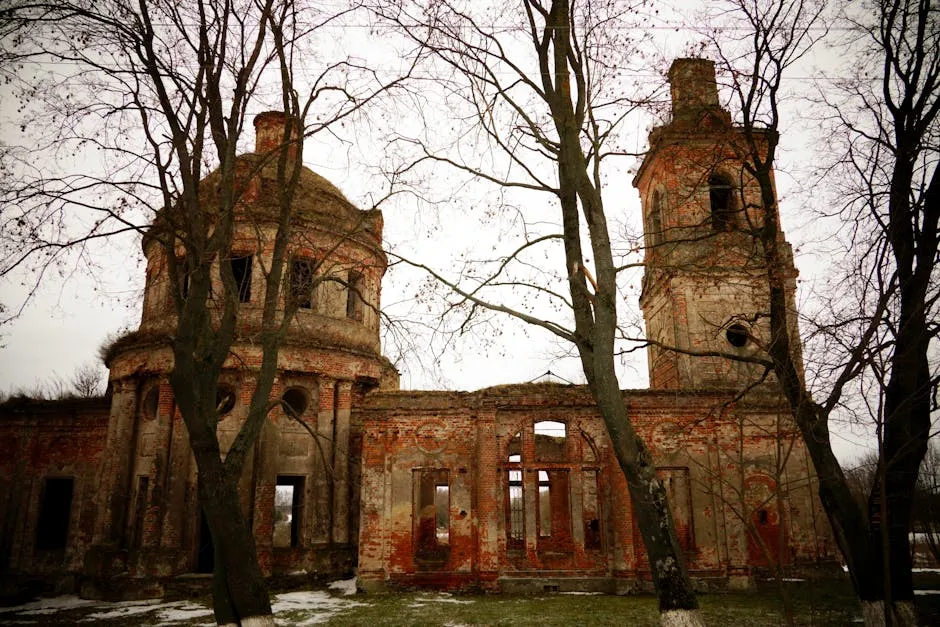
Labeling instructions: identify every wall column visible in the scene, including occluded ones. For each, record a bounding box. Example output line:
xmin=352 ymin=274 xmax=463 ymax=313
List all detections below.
xmin=332 ymin=381 xmax=353 ymax=544
xmin=142 ymin=382 xmax=174 ymax=549
xmin=313 ymin=378 xmax=335 ymax=543
xmin=92 ymin=377 xmax=138 ymax=546
xmin=475 ymin=404 xmax=500 ymax=587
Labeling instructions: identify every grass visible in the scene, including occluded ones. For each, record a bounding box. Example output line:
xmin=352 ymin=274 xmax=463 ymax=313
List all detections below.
xmin=0 ymin=579 xmax=875 ymax=626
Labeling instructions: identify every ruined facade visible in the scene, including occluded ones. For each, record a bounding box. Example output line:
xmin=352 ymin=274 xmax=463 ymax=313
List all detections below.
xmin=0 ymin=59 xmax=835 ymax=599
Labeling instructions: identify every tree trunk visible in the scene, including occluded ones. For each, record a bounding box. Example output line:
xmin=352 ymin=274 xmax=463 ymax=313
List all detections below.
xmin=195 ymin=447 xmax=274 ymax=626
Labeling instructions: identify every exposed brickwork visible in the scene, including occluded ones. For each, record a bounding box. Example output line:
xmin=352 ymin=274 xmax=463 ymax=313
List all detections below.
xmin=0 ymin=60 xmax=836 ymax=600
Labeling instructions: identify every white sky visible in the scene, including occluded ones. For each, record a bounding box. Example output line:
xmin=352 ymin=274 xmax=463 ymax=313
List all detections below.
xmin=0 ymin=3 xmax=886 ymax=464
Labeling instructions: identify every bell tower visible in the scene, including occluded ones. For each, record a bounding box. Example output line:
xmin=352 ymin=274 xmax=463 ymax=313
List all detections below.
xmin=633 ymin=58 xmax=800 ymax=390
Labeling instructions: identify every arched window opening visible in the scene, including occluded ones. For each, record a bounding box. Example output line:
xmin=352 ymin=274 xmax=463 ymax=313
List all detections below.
xmin=507 ymin=431 xmax=522 ymax=462
xmin=708 ymin=174 xmax=735 ymax=232
xmin=534 ymin=420 xmax=566 ymax=461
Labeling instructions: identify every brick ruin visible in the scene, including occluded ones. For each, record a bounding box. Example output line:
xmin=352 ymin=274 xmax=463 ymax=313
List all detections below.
xmin=0 ymin=59 xmax=837 ymax=600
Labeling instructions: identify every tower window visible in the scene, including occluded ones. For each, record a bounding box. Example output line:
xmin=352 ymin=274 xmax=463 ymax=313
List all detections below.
xmin=725 ymin=323 xmax=749 ymax=348
xmin=231 ymin=255 xmax=253 ymax=303
xmin=346 ymin=271 xmax=364 ymax=321
xmin=649 ymin=190 xmax=665 ymax=246
xmin=290 ymin=259 xmax=315 ymax=309
xmin=708 ymin=174 xmax=735 ymax=232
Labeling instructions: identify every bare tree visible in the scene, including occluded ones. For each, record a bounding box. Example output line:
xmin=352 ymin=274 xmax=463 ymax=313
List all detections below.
xmin=698 ymin=0 xmax=939 ymax=624
xmin=70 ymin=362 xmax=105 ymax=398
xmin=1 ymin=0 xmax=406 ymax=623
xmin=373 ymin=1 xmax=703 ymax=623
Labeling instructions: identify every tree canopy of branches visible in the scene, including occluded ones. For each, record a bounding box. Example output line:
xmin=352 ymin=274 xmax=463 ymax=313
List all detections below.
xmin=701 ymin=1 xmax=938 ymax=624
xmin=1 ymin=0 xmax=406 ymax=623
xmin=373 ymin=0 xmax=703 ymax=622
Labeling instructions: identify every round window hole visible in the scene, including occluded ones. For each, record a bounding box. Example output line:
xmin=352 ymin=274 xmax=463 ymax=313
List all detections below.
xmin=725 ymin=324 xmax=749 ymax=348
xmin=142 ymin=387 xmax=159 ymax=420
xmin=282 ymin=387 xmax=309 ymax=417
xmin=216 ymin=386 xmax=236 ymax=415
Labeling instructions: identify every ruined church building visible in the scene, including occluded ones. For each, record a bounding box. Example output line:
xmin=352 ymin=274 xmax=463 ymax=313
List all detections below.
xmin=0 ymin=59 xmax=837 ymax=599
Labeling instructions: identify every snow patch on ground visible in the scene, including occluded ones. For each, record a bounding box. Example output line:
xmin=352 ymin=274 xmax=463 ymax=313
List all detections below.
xmin=408 ymin=593 xmax=475 ymax=608
xmin=782 ymin=578 xmax=806 ymax=582
xmin=271 ymin=590 xmax=368 ymax=626
xmin=0 ymin=595 xmax=96 ymax=615
xmin=914 ymin=589 xmax=940 ymax=596
xmin=327 ymin=577 xmax=357 ymax=596
xmin=913 ymin=567 xmax=940 ymax=573
xmin=560 ymin=591 xmax=604 ymax=595
xmin=0 ymin=588 xmax=368 ymax=626
xmin=82 ymin=599 xmax=164 ymax=621
xmin=154 ymin=602 xmax=215 ymax=623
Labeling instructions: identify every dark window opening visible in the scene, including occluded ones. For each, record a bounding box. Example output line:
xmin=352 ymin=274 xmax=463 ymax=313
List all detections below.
xmin=231 ymin=255 xmax=253 ymax=303
xmin=35 ymin=477 xmax=73 ymax=551
xmin=281 ymin=387 xmax=309 ymax=417
xmin=757 ymin=508 xmax=769 ymax=526
xmin=274 ymin=476 xmax=304 ymax=548
xmin=415 ymin=469 xmax=450 ymax=562
xmin=290 ymin=259 xmax=315 ymax=309
xmin=726 ymin=323 xmax=749 ymax=347
xmin=196 ymin=509 xmax=213 ymax=573
xmin=709 ymin=174 xmax=735 ymax=232
xmin=346 ymin=271 xmax=364 ymax=321
xmin=725 ymin=323 xmax=750 ymax=348
xmin=216 ymin=386 xmax=236 ymax=415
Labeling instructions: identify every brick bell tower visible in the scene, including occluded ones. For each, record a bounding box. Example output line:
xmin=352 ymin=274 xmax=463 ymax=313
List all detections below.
xmin=633 ymin=58 xmax=801 ymax=390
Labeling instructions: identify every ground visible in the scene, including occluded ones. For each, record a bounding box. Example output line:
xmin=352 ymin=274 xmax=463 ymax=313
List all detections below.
xmin=3 ymin=575 xmax=940 ymax=626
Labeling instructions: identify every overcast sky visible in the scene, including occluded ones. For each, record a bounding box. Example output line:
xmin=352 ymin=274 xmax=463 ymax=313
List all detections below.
xmin=0 ymin=2 xmax=884 ymax=464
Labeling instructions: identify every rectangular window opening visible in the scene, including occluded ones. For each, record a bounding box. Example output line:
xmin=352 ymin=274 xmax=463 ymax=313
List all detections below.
xmin=36 ymin=477 xmax=73 ymax=551
xmin=538 ymin=470 xmax=551 ymax=538
xmin=231 ymin=255 xmax=252 ymax=303
xmin=583 ymin=470 xmax=601 ymax=550
xmin=274 ymin=476 xmax=304 ymax=548
xmin=415 ymin=469 xmax=450 ymax=561
xmin=290 ymin=259 xmax=315 ymax=309
xmin=346 ymin=271 xmax=363 ymax=320
xmin=508 ymin=469 xmax=524 ymax=546
xmin=434 ymin=484 xmax=450 ymax=545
